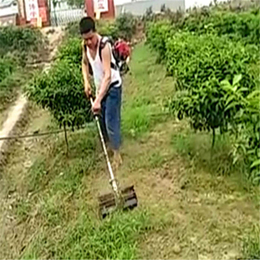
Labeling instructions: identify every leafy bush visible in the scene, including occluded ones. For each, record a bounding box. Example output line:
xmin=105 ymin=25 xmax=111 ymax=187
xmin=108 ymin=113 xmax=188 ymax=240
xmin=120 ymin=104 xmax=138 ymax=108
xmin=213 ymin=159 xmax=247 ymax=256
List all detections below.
xmin=146 ymin=10 xmax=260 ymax=183
xmin=170 ymin=75 xmax=246 ymax=146
xmin=114 ymin=13 xmax=137 ymax=41
xmin=65 ymin=13 xmax=137 ymax=41
xmin=56 ymin=37 xmax=82 ymax=65
xmin=178 ymin=9 xmax=260 ymax=45
xmin=24 ymin=59 xmax=91 ymax=130
xmin=0 ymin=26 xmax=43 ymax=110
xmin=232 ymin=89 xmax=260 ymax=184
xmin=95 ymin=20 xmax=118 ymax=40
xmin=170 ymin=75 xmax=260 ymax=183
xmin=0 ymin=26 xmax=43 ymax=56
xmin=65 ymin=21 xmax=80 ymax=38
xmin=165 ymin=33 xmax=259 ymax=91
xmin=145 ymin=21 xmax=173 ymax=61
xmin=24 ymin=35 xmax=92 ymax=133
xmin=0 ymin=57 xmax=15 ymax=83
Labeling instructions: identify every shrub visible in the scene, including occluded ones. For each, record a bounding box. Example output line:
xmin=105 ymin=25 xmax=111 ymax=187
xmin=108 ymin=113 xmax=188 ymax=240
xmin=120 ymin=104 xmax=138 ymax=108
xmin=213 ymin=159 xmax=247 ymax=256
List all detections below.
xmin=56 ymin=37 xmax=82 ymax=65
xmin=0 ymin=26 xmax=43 ymax=56
xmin=232 ymin=89 xmax=260 ymax=184
xmin=0 ymin=57 xmax=15 ymax=83
xmin=65 ymin=13 xmax=137 ymax=41
xmin=24 ymin=59 xmax=91 ymax=131
xmin=114 ymin=13 xmax=137 ymax=41
xmin=169 ymin=75 xmax=260 ymax=183
xmin=165 ymin=33 xmax=259 ymax=91
xmin=178 ymin=9 xmax=260 ymax=45
xmin=24 ymin=36 xmax=93 ymax=151
xmin=64 ymin=21 xmax=80 ymax=38
xmin=170 ymin=75 xmax=247 ymax=146
xmin=146 ymin=21 xmax=173 ymax=61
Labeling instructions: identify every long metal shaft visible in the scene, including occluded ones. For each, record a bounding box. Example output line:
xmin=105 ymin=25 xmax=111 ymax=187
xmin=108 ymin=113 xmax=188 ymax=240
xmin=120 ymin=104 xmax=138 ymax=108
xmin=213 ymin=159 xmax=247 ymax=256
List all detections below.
xmin=90 ymin=98 xmax=119 ymax=194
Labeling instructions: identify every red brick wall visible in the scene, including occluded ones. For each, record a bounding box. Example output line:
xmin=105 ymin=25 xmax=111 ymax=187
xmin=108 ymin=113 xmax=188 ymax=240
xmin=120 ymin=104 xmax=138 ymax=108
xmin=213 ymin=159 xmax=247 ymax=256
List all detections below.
xmin=37 ymin=0 xmax=50 ymax=26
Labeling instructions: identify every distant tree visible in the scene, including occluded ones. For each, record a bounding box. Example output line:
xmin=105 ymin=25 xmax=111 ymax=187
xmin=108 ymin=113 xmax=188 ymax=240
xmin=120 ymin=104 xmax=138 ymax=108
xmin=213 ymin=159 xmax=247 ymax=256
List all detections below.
xmin=160 ymin=4 xmax=166 ymax=12
xmin=65 ymin=0 xmax=84 ymax=8
xmin=146 ymin=6 xmax=153 ymax=16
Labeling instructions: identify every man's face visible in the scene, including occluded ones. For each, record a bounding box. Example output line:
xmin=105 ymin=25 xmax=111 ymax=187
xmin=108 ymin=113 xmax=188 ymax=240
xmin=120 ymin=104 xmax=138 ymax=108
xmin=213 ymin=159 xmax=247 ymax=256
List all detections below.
xmin=82 ymin=30 xmax=98 ymax=50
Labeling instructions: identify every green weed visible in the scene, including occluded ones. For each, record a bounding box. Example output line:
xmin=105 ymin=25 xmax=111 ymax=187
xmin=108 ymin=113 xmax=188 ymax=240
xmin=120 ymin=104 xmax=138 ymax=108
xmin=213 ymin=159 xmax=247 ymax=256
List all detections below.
xmin=122 ymin=105 xmax=152 ymax=137
xmin=22 ymin=209 xmax=151 ymax=259
xmin=27 ymin=159 xmax=48 ymax=192
xmin=40 ymin=195 xmax=67 ymax=227
xmin=171 ymin=130 xmax=243 ymax=176
xmin=148 ymin=151 xmax=165 ymax=168
xmin=242 ymin=224 xmax=260 ymax=260
xmin=14 ymin=199 xmax=31 ymax=222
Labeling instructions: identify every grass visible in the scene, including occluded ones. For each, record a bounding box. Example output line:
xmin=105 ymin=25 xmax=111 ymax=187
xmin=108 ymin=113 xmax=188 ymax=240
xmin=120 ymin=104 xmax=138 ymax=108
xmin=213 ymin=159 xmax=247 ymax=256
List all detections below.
xmin=22 ymin=210 xmax=151 ymax=259
xmin=242 ymin=224 xmax=260 ymax=260
xmin=1 ymin=104 xmax=152 ymax=259
xmin=0 ymin=68 xmax=35 ymax=113
xmin=0 ymin=43 xmax=259 ymax=260
xmin=171 ymin=130 xmax=244 ymax=176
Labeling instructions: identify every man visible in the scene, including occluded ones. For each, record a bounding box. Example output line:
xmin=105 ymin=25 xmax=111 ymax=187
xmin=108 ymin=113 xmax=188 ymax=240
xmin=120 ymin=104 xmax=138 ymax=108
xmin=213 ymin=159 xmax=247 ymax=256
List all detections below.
xmin=80 ymin=17 xmax=122 ymax=169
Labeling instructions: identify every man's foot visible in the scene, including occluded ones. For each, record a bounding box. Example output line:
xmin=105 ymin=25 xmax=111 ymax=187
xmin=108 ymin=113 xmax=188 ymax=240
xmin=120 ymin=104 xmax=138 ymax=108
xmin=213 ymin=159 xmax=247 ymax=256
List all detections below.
xmin=112 ymin=150 xmax=123 ymax=171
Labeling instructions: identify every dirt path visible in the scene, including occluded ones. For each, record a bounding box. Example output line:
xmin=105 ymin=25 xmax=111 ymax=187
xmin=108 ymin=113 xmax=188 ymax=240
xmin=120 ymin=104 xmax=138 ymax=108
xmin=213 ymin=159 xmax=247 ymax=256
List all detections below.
xmin=0 ymin=94 xmax=27 ymax=151
xmin=0 ymin=27 xmax=64 ymax=165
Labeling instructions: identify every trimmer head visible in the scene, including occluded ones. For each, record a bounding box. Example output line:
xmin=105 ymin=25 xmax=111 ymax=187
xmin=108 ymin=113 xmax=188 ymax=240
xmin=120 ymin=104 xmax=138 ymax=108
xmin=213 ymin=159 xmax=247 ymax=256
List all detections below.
xmin=98 ymin=185 xmax=138 ymax=219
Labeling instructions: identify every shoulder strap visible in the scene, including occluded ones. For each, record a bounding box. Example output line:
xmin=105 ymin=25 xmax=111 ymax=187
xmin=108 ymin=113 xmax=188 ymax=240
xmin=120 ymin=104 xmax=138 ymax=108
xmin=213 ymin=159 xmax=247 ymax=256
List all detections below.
xmin=99 ymin=36 xmax=118 ymax=71
xmin=99 ymin=37 xmax=110 ymax=62
xmin=82 ymin=42 xmax=93 ymax=75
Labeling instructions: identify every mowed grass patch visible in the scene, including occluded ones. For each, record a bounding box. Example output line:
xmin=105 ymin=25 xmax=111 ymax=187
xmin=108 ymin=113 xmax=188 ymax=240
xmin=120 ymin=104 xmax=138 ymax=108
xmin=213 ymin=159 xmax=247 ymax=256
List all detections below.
xmin=22 ymin=210 xmax=151 ymax=259
xmin=121 ymin=43 xmax=175 ymax=138
xmin=171 ymin=130 xmax=240 ymax=176
xmin=1 ymin=104 xmax=154 ymax=259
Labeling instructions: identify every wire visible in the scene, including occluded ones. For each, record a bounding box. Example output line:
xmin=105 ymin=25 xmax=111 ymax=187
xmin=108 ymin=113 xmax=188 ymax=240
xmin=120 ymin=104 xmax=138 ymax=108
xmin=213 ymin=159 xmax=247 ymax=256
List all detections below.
xmin=0 ymin=130 xmax=64 ymax=141
xmin=0 ymin=112 xmax=172 ymax=141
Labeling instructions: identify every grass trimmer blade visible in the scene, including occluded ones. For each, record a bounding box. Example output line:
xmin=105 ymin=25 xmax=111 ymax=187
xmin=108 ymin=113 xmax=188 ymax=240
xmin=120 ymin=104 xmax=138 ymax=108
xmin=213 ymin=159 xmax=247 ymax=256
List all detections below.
xmin=90 ymin=98 xmax=138 ymax=219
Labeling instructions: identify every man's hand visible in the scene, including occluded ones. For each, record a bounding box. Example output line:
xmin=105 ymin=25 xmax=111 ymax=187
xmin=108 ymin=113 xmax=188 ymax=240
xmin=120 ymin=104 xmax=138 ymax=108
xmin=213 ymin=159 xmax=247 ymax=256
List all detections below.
xmin=92 ymin=98 xmax=101 ymax=114
xmin=84 ymin=83 xmax=92 ymax=99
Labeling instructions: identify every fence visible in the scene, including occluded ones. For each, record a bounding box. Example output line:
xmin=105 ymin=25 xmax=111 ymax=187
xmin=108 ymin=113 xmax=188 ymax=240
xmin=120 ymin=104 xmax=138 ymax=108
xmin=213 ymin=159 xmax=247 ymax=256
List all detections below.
xmin=50 ymin=8 xmax=84 ymax=26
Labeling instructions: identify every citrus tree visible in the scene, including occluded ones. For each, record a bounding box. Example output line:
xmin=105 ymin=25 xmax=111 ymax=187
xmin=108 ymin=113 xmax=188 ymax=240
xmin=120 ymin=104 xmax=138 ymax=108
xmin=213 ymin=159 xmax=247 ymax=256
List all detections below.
xmin=24 ymin=39 xmax=92 ymax=152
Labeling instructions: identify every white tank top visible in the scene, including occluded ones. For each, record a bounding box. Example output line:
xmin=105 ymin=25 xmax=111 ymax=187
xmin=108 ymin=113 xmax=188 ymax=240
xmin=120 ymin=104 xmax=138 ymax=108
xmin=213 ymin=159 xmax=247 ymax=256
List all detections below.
xmin=86 ymin=36 xmax=122 ymax=95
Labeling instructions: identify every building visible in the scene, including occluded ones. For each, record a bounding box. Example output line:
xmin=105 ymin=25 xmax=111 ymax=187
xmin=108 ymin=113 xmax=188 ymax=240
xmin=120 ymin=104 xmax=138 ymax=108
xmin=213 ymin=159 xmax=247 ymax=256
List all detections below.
xmin=115 ymin=0 xmax=185 ymax=16
xmin=0 ymin=0 xmax=19 ymax=26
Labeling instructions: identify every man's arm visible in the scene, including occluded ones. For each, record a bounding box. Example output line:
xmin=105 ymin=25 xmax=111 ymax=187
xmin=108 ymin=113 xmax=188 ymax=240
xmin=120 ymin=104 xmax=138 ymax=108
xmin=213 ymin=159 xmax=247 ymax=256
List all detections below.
xmin=95 ymin=44 xmax=111 ymax=103
xmin=81 ymin=41 xmax=92 ymax=97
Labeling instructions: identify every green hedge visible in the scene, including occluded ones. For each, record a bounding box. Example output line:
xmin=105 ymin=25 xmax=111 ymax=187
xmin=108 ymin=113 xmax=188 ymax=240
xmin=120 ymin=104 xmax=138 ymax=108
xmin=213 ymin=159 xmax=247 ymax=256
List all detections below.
xmin=165 ymin=32 xmax=259 ymax=91
xmin=24 ymin=38 xmax=92 ymax=131
xmin=0 ymin=26 xmax=43 ymax=56
xmin=146 ymin=9 xmax=260 ymax=183
xmin=177 ymin=9 xmax=260 ymax=45
xmin=65 ymin=13 xmax=137 ymax=41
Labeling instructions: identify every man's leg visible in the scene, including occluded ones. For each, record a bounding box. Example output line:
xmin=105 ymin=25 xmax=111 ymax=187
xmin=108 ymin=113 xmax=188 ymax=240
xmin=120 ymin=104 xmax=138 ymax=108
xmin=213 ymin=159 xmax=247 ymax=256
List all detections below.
xmin=105 ymin=86 xmax=122 ymax=169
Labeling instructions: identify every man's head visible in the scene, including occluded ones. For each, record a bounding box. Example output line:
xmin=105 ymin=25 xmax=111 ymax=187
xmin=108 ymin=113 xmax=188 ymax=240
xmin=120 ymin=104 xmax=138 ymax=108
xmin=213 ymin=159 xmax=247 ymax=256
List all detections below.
xmin=79 ymin=17 xmax=98 ymax=49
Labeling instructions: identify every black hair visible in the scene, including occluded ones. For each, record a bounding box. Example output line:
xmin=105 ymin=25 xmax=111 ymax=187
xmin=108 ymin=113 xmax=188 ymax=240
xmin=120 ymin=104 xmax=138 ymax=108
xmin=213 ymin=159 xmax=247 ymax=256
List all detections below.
xmin=79 ymin=17 xmax=96 ymax=34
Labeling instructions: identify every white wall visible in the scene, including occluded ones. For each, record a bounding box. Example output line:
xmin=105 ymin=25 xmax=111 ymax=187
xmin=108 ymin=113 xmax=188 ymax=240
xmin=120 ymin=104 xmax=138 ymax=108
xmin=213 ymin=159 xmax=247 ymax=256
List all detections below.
xmin=116 ymin=0 xmax=185 ymax=16
xmin=115 ymin=0 xmax=227 ymax=10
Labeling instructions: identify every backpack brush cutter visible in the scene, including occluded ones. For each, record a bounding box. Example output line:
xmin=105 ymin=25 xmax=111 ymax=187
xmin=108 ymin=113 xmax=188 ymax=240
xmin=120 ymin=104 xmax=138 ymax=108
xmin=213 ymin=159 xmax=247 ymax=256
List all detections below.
xmin=90 ymin=97 xmax=138 ymax=219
